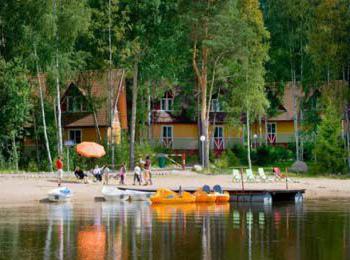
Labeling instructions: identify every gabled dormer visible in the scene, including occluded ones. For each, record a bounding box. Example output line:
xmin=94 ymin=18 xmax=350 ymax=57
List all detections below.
xmin=61 ymin=83 xmax=88 ymax=113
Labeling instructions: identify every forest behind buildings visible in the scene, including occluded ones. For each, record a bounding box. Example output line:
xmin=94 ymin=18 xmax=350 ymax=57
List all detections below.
xmin=0 ymin=0 xmax=350 ymax=174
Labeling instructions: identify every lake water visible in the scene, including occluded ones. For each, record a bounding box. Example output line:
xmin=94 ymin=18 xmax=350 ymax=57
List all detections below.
xmin=0 ymin=200 xmax=350 ymax=260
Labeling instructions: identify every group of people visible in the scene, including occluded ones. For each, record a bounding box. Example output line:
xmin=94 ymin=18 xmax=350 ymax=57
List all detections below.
xmin=55 ymin=155 xmax=153 ymax=186
xmin=132 ymin=155 xmax=152 ymax=186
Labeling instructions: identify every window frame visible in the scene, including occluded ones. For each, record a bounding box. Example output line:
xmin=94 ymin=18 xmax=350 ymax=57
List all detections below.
xmin=211 ymin=99 xmax=221 ymax=112
xmin=68 ymin=129 xmax=82 ymax=144
xmin=65 ymin=96 xmax=87 ymax=112
xmin=267 ymin=122 xmax=277 ymax=143
xmin=160 ymin=97 xmax=174 ymax=111
xmin=161 ymin=125 xmax=173 ymax=148
xmin=213 ymin=126 xmax=224 ymax=150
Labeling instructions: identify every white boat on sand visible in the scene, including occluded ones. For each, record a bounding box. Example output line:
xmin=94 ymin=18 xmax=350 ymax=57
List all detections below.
xmin=102 ymin=186 xmax=152 ymax=201
xmin=48 ymin=187 xmax=72 ymax=202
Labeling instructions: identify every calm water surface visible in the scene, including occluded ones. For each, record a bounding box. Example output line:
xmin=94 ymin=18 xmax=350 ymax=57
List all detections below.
xmin=0 ymin=200 xmax=350 ymax=260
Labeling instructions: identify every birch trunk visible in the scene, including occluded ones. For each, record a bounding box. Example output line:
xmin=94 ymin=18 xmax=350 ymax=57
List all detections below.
xmin=292 ymin=72 xmax=300 ymax=161
xmin=54 ymin=0 xmax=63 ymax=156
xmin=11 ymin=132 xmax=18 ymax=172
xmin=35 ymin=47 xmax=53 ymax=172
xmin=246 ymin=110 xmax=252 ymax=170
xmin=147 ymin=83 xmax=152 ymax=141
xmin=129 ymin=61 xmax=138 ymax=170
xmin=345 ymin=106 xmax=350 ymax=171
xmin=92 ymin=108 xmax=102 ymax=143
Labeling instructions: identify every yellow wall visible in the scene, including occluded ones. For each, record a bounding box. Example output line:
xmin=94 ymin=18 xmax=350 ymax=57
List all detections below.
xmin=64 ymin=127 xmax=108 ymax=143
xmin=251 ymin=121 xmax=294 ymax=135
xmin=152 ymin=121 xmax=294 ymax=139
xmin=152 ymin=124 xmax=242 ymax=138
xmin=152 ymin=124 xmax=198 ymax=138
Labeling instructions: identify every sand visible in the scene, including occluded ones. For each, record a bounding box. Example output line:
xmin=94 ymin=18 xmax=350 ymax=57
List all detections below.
xmin=0 ymin=171 xmax=349 ymax=206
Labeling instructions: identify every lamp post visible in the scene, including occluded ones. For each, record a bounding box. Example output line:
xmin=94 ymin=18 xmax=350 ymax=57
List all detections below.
xmin=253 ymin=134 xmax=258 ymax=149
xmin=64 ymin=140 xmax=75 ymax=173
xmin=200 ymin=135 xmax=206 ymax=168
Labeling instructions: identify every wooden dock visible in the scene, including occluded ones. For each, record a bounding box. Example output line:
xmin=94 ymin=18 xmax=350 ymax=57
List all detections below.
xmin=117 ymin=186 xmax=305 ymax=204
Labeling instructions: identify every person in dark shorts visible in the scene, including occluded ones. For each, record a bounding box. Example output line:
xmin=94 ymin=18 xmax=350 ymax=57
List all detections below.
xmin=118 ymin=163 xmax=126 ymax=185
xmin=74 ymin=166 xmax=87 ymax=183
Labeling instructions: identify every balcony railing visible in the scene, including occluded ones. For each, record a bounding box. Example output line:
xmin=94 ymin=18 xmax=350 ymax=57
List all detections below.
xmin=150 ymin=133 xmax=296 ymax=150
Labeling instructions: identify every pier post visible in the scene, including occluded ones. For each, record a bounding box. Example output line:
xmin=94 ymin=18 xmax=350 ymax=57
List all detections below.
xmin=240 ymin=168 xmax=245 ymax=191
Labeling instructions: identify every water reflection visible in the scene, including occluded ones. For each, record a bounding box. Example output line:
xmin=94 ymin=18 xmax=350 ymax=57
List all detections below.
xmin=0 ymin=200 xmax=350 ymax=259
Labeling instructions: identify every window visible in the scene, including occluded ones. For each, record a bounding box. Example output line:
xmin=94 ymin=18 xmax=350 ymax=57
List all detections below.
xmin=213 ymin=126 xmax=224 ymax=150
xmin=161 ymin=98 xmax=173 ymax=111
xmin=161 ymin=126 xmax=173 ymax=148
xmin=66 ymin=96 xmax=87 ymax=112
xmin=211 ymin=99 xmax=221 ymax=112
xmin=160 ymin=92 xmax=174 ymax=111
xmin=267 ymin=122 xmax=277 ymax=144
xmin=68 ymin=129 xmax=82 ymax=144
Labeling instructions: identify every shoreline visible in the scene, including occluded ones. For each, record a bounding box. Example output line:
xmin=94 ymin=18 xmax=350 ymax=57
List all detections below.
xmin=0 ymin=172 xmax=350 ymax=206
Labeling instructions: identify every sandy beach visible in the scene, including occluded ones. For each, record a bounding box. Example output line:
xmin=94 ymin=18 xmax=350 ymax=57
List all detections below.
xmin=0 ymin=171 xmax=349 ymax=205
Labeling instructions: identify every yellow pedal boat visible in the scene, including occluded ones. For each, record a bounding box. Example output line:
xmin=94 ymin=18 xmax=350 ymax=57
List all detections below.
xmin=215 ymin=191 xmax=230 ymax=203
xmin=150 ymin=188 xmax=195 ymax=204
xmin=193 ymin=189 xmax=217 ymax=203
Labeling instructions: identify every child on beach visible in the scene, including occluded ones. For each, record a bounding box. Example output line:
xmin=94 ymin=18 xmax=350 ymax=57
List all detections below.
xmin=55 ymin=156 xmax=63 ymax=187
xmin=118 ymin=163 xmax=126 ymax=185
xmin=143 ymin=155 xmax=152 ymax=186
xmin=133 ymin=163 xmax=142 ymax=185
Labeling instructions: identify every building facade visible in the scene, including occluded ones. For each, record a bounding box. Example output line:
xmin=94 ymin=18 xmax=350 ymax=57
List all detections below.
xmin=150 ymin=86 xmax=302 ymax=152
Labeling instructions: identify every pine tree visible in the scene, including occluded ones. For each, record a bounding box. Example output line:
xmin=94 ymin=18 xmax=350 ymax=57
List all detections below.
xmin=314 ymin=100 xmax=346 ymax=174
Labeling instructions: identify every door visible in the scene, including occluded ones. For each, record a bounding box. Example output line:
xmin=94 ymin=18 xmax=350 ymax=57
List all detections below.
xmin=214 ymin=126 xmax=224 ymax=151
xmin=161 ymin=126 xmax=173 ymax=148
xmin=267 ymin=123 xmax=277 ymax=144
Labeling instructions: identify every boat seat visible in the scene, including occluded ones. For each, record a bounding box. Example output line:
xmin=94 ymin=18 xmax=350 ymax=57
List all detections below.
xmin=213 ymin=185 xmax=223 ymax=194
xmin=202 ymin=185 xmax=211 ymax=193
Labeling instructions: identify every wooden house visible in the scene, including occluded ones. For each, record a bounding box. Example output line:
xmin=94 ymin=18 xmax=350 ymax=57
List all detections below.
xmin=60 ymin=70 xmax=128 ymax=145
xmin=150 ymin=85 xmax=302 ymax=153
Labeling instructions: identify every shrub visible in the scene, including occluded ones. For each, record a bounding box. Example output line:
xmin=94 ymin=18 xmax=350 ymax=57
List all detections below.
xmin=214 ymin=149 xmax=240 ymax=168
xmin=231 ymin=144 xmax=248 ymax=165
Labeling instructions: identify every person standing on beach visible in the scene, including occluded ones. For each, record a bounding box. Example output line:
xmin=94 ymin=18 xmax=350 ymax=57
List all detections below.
xmin=133 ymin=163 xmax=142 ymax=185
xmin=119 ymin=163 xmax=126 ymax=185
xmin=144 ymin=155 xmax=152 ymax=185
xmin=55 ymin=156 xmax=63 ymax=187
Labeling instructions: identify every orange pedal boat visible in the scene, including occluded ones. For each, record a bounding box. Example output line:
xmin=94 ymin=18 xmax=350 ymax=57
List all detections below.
xmin=150 ymin=188 xmax=195 ymax=204
xmin=193 ymin=189 xmax=217 ymax=203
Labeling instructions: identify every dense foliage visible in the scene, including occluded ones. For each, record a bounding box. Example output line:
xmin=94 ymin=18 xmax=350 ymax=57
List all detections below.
xmin=0 ymin=0 xmax=349 ymax=174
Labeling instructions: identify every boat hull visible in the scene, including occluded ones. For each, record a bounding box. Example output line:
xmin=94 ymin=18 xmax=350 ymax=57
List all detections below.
xmin=48 ymin=187 xmax=72 ymax=202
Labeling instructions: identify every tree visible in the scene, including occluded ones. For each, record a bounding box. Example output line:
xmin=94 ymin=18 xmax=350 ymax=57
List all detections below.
xmin=0 ymin=59 xmax=31 ymax=170
xmin=181 ymin=0 xmax=269 ymax=168
xmin=262 ymin=0 xmax=313 ymax=161
xmin=314 ymin=99 xmax=346 ymax=174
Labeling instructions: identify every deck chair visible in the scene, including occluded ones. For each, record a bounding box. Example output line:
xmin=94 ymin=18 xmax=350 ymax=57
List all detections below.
xmin=232 ymin=169 xmax=241 ymax=182
xmin=273 ymin=167 xmax=297 ymax=183
xmin=213 ymin=184 xmax=224 ymax=194
xmin=202 ymin=185 xmax=211 ymax=193
xmin=246 ymin=169 xmax=255 ymax=182
xmin=258 ymin=168 xmax=269 ymax=182
xmin=273 ymin=167 xmax=285 ymax=181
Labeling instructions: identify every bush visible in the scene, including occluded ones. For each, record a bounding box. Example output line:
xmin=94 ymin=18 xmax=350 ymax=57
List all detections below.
xmin=231 ymin=144 xmax=248 ymax=165
xmin=214 ymin=149 xmax=240 ymax=169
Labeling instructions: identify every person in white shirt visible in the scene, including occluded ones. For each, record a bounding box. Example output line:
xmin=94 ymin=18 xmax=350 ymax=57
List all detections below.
xmin=133 ymin=163 xmax=142 ymax=185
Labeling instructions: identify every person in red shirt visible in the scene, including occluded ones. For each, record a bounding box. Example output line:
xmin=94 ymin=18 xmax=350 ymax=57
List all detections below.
xmin=55 ymin=156 xmax=63 ymax=186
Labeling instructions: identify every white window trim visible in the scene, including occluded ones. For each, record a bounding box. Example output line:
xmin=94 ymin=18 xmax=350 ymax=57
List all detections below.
xmin=161 ymin=125 xmax=173 ymax=147
xmin=211 ymin=99 xmax=221 ymax=112
xmin=66 ymin=96 xmax=86 ymax=112
xmin=213 ymin=126 xmax=225 ymax=149
xmin=68 ymin=129 xmax=82 ymax=144
xmin=267 ymin=122 xmax=277 ymax=143
xmin=160 ymin=97 xmax=174 ymax=111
